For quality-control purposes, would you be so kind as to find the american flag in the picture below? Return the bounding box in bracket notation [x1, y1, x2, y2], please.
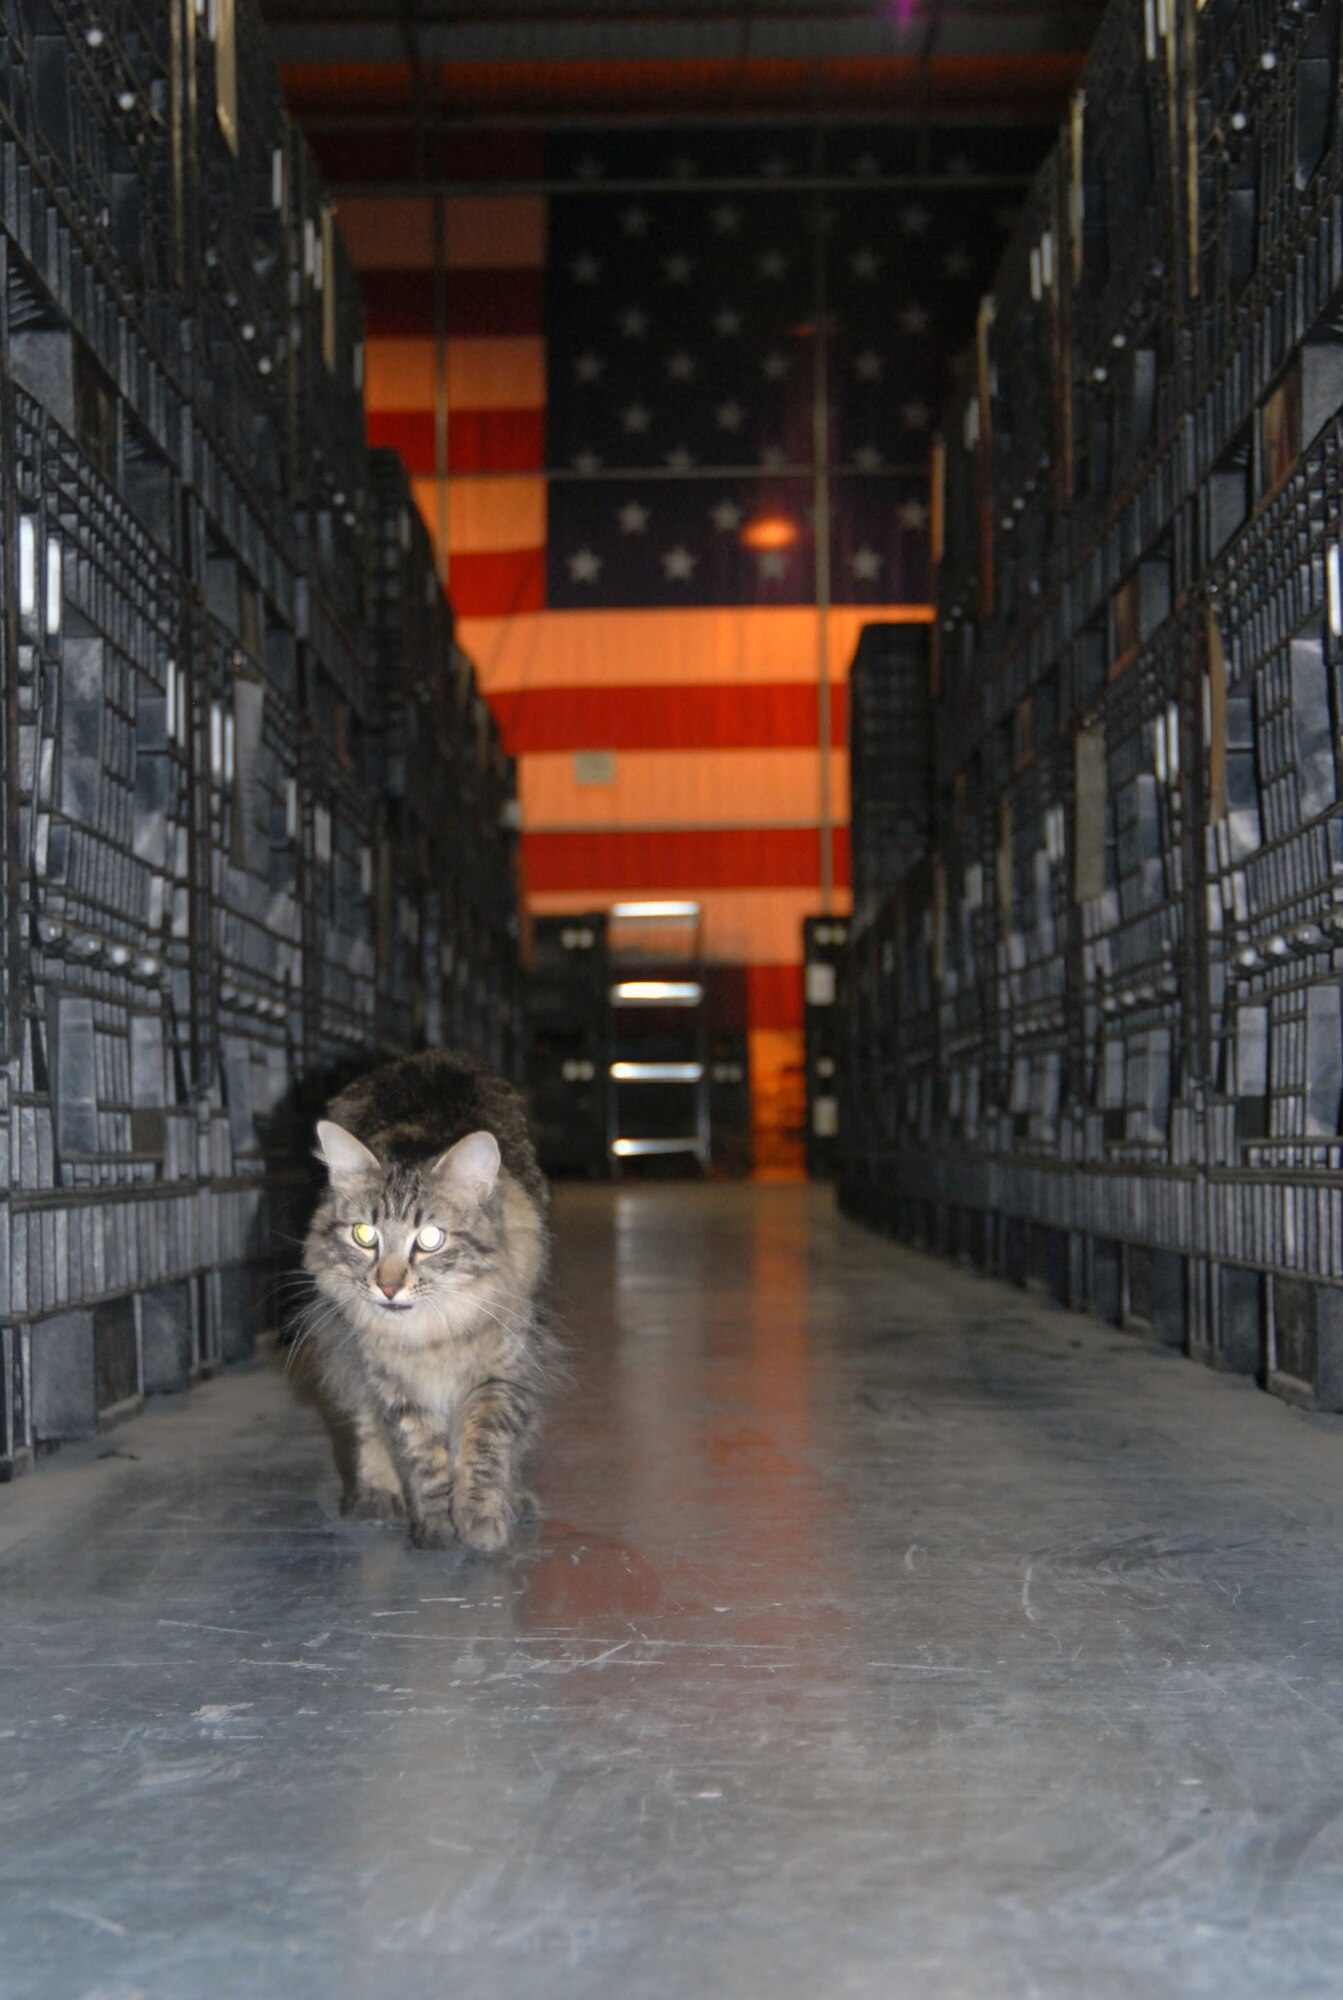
[338, 120, 1048, 1166]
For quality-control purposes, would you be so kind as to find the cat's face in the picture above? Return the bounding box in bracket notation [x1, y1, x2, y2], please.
[306, 1123, 503, 1336]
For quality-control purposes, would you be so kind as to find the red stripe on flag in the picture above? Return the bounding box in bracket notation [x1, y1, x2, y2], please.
[448, 270, 546, 336]
[448, 548, 547, 618]
[358, 271, 432, 335]
[438, 129, 548, 180]
[358, 269, 544, 337]
[521, 827, 852, 893]
[365, 408, 546, 475]
[489, 682, 850, 754]
[305, 122, 547, 185]
[746, 963, 804, 1032]
[308, 128, 421, 185]
[449, 408, 546, 472]
[367, 409, 435, 471]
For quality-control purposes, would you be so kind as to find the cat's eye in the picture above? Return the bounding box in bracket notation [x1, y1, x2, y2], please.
[415, 1225, 447, 1253]
[350, 1223, 378, 1250]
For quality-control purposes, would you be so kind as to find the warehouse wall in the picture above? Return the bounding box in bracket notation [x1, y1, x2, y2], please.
[840, 0, 1343, 1408]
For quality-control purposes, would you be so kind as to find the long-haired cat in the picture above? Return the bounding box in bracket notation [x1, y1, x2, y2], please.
[300, 1050, 557, 1553]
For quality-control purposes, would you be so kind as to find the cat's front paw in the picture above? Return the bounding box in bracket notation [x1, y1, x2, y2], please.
[342, 1484, 406, 1525]
[408, 1511, 459, 1552]
[452, 1495, 513, 1555]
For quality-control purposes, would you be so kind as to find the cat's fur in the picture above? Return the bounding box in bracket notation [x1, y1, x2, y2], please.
[300, 1050, 556, 1553]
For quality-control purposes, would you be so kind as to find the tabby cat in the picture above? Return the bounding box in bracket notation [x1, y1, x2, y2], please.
[301, 1050, 556, 1553]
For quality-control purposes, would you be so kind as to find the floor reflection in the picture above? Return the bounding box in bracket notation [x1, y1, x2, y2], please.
[529, 1187, 841, 1655]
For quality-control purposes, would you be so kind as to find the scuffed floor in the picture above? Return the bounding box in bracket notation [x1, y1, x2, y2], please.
[2, 1185, 1343, 1999]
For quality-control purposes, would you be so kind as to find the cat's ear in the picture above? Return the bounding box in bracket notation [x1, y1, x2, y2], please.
[433, 1129, 501, 1202]
[315, 1120, 382, 1181]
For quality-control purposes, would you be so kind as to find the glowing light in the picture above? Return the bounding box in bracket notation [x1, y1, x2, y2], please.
[611, 984, 703, 1008]
[612, 1138, 702, 1157]
[610, 1062, 704, 1081]
[740, 512, 800, 552]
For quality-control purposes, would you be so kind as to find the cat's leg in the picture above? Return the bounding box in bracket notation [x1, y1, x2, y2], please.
[342, 1407, 407, 1524]
[450, 1380, 537, 1554]
[314, 1335, 406, 1524]
[381, 1406, 459, 1550]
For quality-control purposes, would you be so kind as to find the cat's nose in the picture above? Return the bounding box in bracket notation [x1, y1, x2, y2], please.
[375, 1259, 410, 1299]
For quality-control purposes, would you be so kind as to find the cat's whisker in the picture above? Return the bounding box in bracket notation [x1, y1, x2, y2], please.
[283, 1319, 342, 1376]
[481, 1278, 545, 1304]
[470, 1301, 532, 1337]
[282, 1297, 351, 1362]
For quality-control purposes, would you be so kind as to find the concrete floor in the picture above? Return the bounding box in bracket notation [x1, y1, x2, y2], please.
[3, 1187, 1343, 2000]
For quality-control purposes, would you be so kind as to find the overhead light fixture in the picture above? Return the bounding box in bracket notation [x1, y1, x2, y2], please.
[609, 901, 700, 918]
[610, 1062, 704, 1081]
[609, 981, 703, 1006]
[612, 1138, 701, 1157]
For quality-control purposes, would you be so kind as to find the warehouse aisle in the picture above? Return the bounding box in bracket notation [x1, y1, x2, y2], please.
[2, 1186, 1342, 2000]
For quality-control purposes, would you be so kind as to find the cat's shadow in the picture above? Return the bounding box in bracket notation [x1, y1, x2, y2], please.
[256, 1051, 372, 1335]
[257, 1050, 377, 1504]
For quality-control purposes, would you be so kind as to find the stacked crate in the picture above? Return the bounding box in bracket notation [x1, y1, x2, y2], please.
[446, 673, 523, 1079]
[698, 961, 751, 1179]
[982, 153, 1070, 654]
[524, 914, 611, 1179]
[993, 732, 1075, 1175]
[367, 453, 443, 1055]
[847, 623, 932, 932]
[839, 0, 1343, 1408]
[802, 918, 847, 1179]
[366, 450, 521, 1074]
[0, 0, 523, 1476]
[288, 129, 368, 622]
[188, 0, 293, 548]
[7, 380, 207, 1438]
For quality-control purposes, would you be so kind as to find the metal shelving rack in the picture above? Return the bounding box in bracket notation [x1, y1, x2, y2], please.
[605, 903, 710, 1175]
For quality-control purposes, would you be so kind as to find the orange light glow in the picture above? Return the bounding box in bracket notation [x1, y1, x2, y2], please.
[740, 513, 800, 552]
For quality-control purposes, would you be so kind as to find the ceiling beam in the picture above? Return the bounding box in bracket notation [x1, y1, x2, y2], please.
[265, 3, 1102, 68]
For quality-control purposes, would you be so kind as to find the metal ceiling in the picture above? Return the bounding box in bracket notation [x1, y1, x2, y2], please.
[264, 1, 1105, 77]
